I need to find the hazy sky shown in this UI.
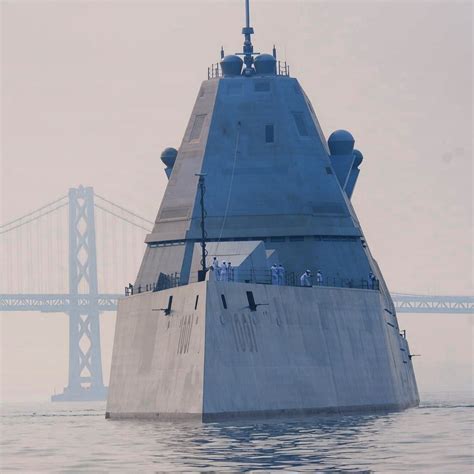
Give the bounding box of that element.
[1,0,472,401]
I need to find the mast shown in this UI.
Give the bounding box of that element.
[242,0,255,74]
[195,173,208,281]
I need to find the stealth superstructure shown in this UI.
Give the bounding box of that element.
[106,1,419,420]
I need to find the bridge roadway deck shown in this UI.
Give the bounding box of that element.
[0,292,472,314]
[0,294,122,313]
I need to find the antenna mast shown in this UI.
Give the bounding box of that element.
[195,173,208,282]
[242,0,255,74]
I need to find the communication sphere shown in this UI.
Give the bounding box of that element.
[328,129,355,155]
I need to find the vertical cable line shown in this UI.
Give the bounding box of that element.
[57,206,62,292]
[6,233,12,291]
[101,209,107,293]
[27,220,31,292]
[48,210,53,293]
[14,226,19,291]
[39,217,43,293]
[121,217,126,290]
[96,208,101,292]
[216,122,241,249]
[111,209,117,292]
[54,207,58,291]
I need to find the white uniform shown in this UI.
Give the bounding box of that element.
[277,265,285,285]
[211,258,220,281]
[271,265,278,285]
[316,271,323,286]
[300,272,311,287]
[220,262,227,282]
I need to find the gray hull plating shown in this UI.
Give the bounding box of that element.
[106,281,419,420]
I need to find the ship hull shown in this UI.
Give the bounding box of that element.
[106,281,419,421]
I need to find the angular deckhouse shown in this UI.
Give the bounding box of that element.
[106,1,419,420]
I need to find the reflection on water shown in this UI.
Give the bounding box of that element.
[1,392,472,472]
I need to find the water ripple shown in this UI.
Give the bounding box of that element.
[1,392,473,472]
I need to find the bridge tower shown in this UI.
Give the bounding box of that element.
[52,186,107,401]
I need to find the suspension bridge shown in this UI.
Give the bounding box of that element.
[1,186,473,401]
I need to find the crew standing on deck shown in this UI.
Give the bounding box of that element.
[227,262,233,281]
[271,264,278,285]
[277,264,285,286]
[300,270,312,287]
[211,257,220,281]
[220,261,227,282]
[316,270,323,286]
[369,271,376,289]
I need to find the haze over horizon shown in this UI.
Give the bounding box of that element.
[1,0,472,401]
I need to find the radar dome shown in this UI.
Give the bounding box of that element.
[220,55,243,76]
[352,149,364,168]
[160,147,178,168]
[328,130,355,156]
[254,54,276,75]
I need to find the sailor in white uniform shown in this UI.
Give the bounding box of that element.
[316,270,323,286]
[220,261,227,282]
[369,271,376,289]
[271,264,278,285]
[277,264,285,286]
[227,262,233,281]
[211,257,220,280]
[300,270,312,287]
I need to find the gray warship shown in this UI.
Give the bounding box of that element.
[106,0,419,420]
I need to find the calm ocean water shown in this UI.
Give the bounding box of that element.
[1,392,472,472]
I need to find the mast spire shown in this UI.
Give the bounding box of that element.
[242,0,255,74]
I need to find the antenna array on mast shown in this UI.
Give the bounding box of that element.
[241,0,255,74]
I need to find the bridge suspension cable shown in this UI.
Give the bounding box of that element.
[94,204,152,232]
[94,193,154,226]
[0,195,68,235]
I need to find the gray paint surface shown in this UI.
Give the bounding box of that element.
[135,74,377,289]
[147,75,356,245]
[107,286,206,416]
[106,281,418,420]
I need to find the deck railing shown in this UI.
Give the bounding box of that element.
[126,270,379,295]
[207,61,290,79]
